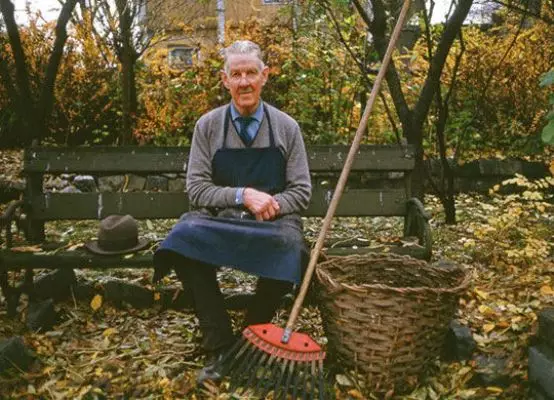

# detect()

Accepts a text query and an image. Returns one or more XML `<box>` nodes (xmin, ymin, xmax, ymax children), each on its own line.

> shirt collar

<box><xmin>230</xmin><ymin>101</ymin><xmax>264</xmax><ymax>122</ymax></box>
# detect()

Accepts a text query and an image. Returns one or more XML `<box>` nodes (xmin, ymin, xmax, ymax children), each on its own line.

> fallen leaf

<box><xmin>11</xmin><ymin>245</ymin><xmax>42</xmax><ymax>252</ymax></box>
<box><xmin>540</xmin><ymin>285</ymin><xmax>554</xmax><ymax>296</ymax></box>
<box><xmin>347</xmin><ymin>389</ymin><xmax>364</xmax><ymax>399</ymax></box>
<box><xmin>486</xmin><ymin>386</ymin><xmax>504</xmax><ymax>393</ymax></box>
<box><xmin>478</xmin><ymin>305</ymin><xmax>496</xmax><ymax>316</ymax></box>
<box><xmin>474</xmin><ymin>288</ymin><xmax>489</xmax><ymax>299</ymax></box>
<box><xmin>90</xmin><ymin>294</ymin><xmax>103</xmax><ymax>311</ymax></box>
<box><xmin>154</xmin><ymin>292</ymin><xmax>161</xmax><ymax>301</ymax></box>
<box><xmin>102</xmin><ymin>327</ymin><xmax>118</xmax><ymax>337</ymax></box>
<box><xmin>483</xmin><ymin>323</ymin><xmax>495</xmax><ymax>333</ymax></box>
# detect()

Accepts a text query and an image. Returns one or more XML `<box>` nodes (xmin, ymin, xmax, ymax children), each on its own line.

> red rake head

<box><xmin>242</xmin><ymin>324</ymin><xmax>326</xmax><ymax>362</ymax></box>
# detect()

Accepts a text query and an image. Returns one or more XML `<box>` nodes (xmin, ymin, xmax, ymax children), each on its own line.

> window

<box><xmin>168</xmin><ymin>47</ymin><xmax>195</xmax><ymax>69</ymax></box>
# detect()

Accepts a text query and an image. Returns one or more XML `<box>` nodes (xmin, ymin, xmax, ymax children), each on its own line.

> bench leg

<box><xmin>404</xmin><ymin>198</ymin><xmax>433</xmax><ymax>260</ymax></box>
<box><xmin>0</xmin><ymin>270</ymin><xmax>22</xmax><ymax>318</ymax></box>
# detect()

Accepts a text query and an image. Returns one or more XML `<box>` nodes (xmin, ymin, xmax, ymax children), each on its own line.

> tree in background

<box><xmin>0</xmin><ymin>0</ymin><xmax>78</xmax><ymax>145</ymax></box>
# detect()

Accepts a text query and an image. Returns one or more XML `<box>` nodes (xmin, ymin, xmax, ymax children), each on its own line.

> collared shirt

<box><xmin>230</xmin><ymin>101</ymin><xmax>264</xmax><ymax>142</ymax></box>
<box><xmin>229</xmin><ymin>101</ymin><xmax>264</xmax><ymax>206</ymax></box>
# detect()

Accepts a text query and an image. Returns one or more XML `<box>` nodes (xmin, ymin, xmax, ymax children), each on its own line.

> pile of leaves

<box><xmin>1</xmin><ymin>171</ymin><xmax>553</xmax><ymax>398</ymax></box>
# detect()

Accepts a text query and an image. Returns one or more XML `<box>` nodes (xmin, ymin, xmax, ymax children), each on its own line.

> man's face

<box><xmin>222</xmin><ymin>53</ymin><xmax>269</xmax><ymax>116</ymax></box>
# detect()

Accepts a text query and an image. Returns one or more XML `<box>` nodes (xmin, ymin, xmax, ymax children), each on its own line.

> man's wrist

<box><xmin>235</xmin><ymin>187</ymin><xmax>245</xmax><ymax>205</ymax></box>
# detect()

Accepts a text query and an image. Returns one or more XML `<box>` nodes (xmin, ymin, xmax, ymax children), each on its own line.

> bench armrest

<box><xmin>0</xmin><ymin>200</ymin><xmax>24</xmax><ymax>249</ymax></box>
<box><xmin>403</xmin><ymin>197</ymin><xmax>432</xmax><ymax>260</ymax></box>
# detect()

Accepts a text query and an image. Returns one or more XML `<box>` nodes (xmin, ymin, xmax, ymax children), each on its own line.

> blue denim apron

<box><xmin>154</xmin><ymin>104</ymin><xmax>305</xmax><ymax>283</ymax></box>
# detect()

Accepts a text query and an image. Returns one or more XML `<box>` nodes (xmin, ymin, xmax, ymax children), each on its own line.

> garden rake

<box><xmin>214</xmin><ymin>1</ymin><xmax>412</xmax><ymax>397</ymax></box>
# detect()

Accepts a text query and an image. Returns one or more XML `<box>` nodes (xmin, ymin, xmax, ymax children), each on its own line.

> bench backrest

<box><xmin>22</xmin><ymin>145</ymin><xmax>414</xmax><ymax>221</ymax></box>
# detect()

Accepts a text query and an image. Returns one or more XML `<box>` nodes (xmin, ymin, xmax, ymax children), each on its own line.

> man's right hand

<box><xmin>243</xmin><ymin>188</ymin><xmax>280</xmax><ymax>221</ymax></box>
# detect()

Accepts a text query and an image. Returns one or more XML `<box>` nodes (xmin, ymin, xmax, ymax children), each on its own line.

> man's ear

<box><xmin>221</xmin><ymin>70</ymin><xmax>230</xmax><ymax>89</ymax></box>
<box><xmin>261</xmin><ymin>65</ymin><xmax>269</xmax><ymax>86</ymax></box>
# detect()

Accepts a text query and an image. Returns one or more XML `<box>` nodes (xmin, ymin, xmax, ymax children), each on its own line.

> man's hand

<box><xmin>243</xmin><ymin>188</ymin><xmax>280</xmax><ymax>221</ymax></box>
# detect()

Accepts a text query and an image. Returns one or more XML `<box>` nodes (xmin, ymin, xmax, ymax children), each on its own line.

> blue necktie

<box><xmin>236</xmin><ymin>117</ymin><xmax>254</xmax><ymax>146</ymax></box>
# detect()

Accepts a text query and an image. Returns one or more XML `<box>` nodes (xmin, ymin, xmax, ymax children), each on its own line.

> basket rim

<box><xmin>316</xmin><ymin>254</ymin><xmax>471</xmax><ymax>294</ymax></box>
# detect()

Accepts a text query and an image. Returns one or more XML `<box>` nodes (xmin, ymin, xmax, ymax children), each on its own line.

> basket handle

<box><xmin>282</xmin><ymin>0</ymin><xmax>413</xmax><ymax>341</ymax></box>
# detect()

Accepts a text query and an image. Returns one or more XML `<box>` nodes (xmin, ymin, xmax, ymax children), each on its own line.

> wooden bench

<box><xmin>0</xmin><ymin>145</ymin><xmax>431</xmax><ymax>314</ymax></box>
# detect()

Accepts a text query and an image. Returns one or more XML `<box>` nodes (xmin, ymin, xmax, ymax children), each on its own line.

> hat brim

<box><xmin>84</xmin><ymin>238</ymin><xmax>150</xmax><ymax>256</ymax></box>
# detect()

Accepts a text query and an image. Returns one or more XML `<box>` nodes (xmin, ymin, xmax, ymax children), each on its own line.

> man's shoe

<box><xmin>196</xmin><ymin>348</ymin><xmax>228</xmax><ymax>386</ymax></box>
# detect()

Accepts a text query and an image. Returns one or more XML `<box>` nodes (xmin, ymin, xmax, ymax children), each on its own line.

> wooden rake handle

<box><xmin>283</xmin><ymin>0</ymin><xmax>413</xmax><ymax>340</ymax></box>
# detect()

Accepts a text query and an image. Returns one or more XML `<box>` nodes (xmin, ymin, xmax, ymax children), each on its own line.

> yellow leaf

<box><xmin>486</xmin><ymin>386</ymin><xmax>503</xmax><ymax>393</ymax></box>
<box><xmin>90</xmin><ymin>294</ymin><xmax>103</xmax><ymax>311</ymax></box>
<box><xmin>540</xmin><ymin>285</ymin><xmax>554</xmax><ymax>296</ymax></box>
<box><xmin>483</xmin><ymin>323</ymin><xmax>495</xmax><ymax>333</ymax></box>
<box><xmin>102</xmin><ymin>327</ymin><xmax>118</xmax><ymax>337</ymax></box>
<box><xmin>474</xmin><ymin>288</ymin><xmax>489</xmax><ymax>299</ymax></box>
<box><xmin>347</xmin><ymin>389</ymin><xmax>365</xmax><ymax>399</ymax></box>
<box><xmin>549</xmin><ymin>160</ymin><xmax>554</xmax><ymax>176</ymax></box>
<box><xmin>154</xmin><ymin>292</ymin><xmax>161</xmax><ymax>301</ymax></box>
<box><xmin>478</xmin><ymin>305</ymin><xmax>496</xmax><ymax>316</ymax></box>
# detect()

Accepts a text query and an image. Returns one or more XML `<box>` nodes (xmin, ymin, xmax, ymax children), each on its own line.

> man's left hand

<box><xmin>243</xmin><ymin>188</ymin><xmax>280</xmax><ymax>221</ymax></box>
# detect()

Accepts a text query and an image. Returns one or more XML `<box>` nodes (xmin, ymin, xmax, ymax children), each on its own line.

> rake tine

<box><xmin>318</xmin><ymin>358</ymin><xmax>325</xmax><ymax>400</ymax></box>
<box><xmin>260</xmin><ymin>353</ymin><xmax>288</xmax><ymax>398</ymax></box>
<box><xmin>220</xmin><ymin>337</ymin><xmax>250</xmax><ymax>377</ymax></box>
<box><xmin>309</xmin><ymin>360</ymin><xmax>316</xmax><ymax>400</ymax></box>
<box><xmin>281</xmin><ymin>359</ymin><xmax>296</xmax><ymax>400</ymax></box>
<box><xmin>217</xmin><ymin>336</ymin><xmax>245</xmax><ymax>368</ymax></box>
<box><xmin>271</xmin><ymin>357</ymin><xmax>290</xmax><ymax>399</ymax></box>
<box><xmin>292</xmin><ymin>359</ymin><xmax>305</xmax><ymax>400</ymax></box>
<box><xmin>229</xmin><ymin>345</ymin><xmax>258</xmax><ymax>392</ymax></box>
<box><xmin>254</xmin><ymin>353</ymin><xmax>278</xmax><ymax>397</ymax></box>
<box><xmin>302</xmin><ymin>358</ymin><xmax>310</xmax><ymax>400</ymax></box>
<box><xmin>243</xmin><ymin>348</ymin><xmax>269</xmax><ymax>392</ymax></box>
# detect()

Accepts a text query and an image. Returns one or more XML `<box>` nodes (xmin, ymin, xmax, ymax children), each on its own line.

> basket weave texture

<box><xmin>316</xmin><ymin>253</ymin><xmax>470</xmax><ymax>393</ymax></box>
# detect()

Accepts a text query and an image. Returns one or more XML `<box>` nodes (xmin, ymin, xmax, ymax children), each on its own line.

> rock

<box><xmin>73</xmin><ymin>279</ymin><xmax>97</xmax><ymax>301</ymax></box>
<box><xmin>73</xmin><ymin>175</ymin><xmax>97</xmax><ymax>192</ymax></box>
<box><xmin>33</xmin><ymin>269</ymin><xmax>76</xmax><ymax>301</ymax></box>
<box><xmin>44</xmin><ymin>176</ymin><xmax>69</xmax><ymax>191</ymax></box>
<box><xmin>98</xmin><ymin>176</ymin><xmax>125</xmax><ymax>192</ymax></box>
<box><xmin>60</xmin><ymin>186</ymin><xmax>81</xmax><ymax>193</ymax></box>
<box><xmin>103</xmin><ymin>279</ymin><xmax>153</xmax><ymax>309</ymax></box>
<box><xmin>529</xmin><ymin>385</ymin><xmax>553</xmax><ymax>400</ymax></box>
<box><xmin>442</xmin><ymin>320</ymin><xmax>476</xmax><ymax>361</ymax></box>
<box><xmin>126</xmin><ymin>174</ymin><xmax>146</xmax><ymax>191</ymax></box>
<box><xmin>26</xmin><ymin>299</ymin><xmax>59</xmax><ymax>332</ymax></box>
<box><xmin>0</xmin><ymin>337</ymin><xmax>35</xmax><ymax>375</ymax></box>
<box><xmin>469</xmin><ymin>355</ymin><xmax>511</xmax><ymax>387</ymax></box>
<box><xmin>145</xmin><ymin>175</ymin><xmax>169</xmax><ymax>191</ymax></box>
<box><xmin>539</xmin><ymin>308</ymin><xmax>554</xmax><ymax>350</ymax></box>
<box><xmin>168</xmin><ymin>177</ymin><xmax>186</xmax><ymax>192</ymax></box>
<box><xmin>432</xmin><ymin>259</ymin><xmax>459</xmax><ymax>271</ymax></box>
<box><xmin>529</xmin><ymin>345</ymin><xmax>554</xmax><ymax>398</ymax></box>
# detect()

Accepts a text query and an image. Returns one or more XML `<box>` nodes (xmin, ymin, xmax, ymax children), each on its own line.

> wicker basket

<box><xmin>316</xmin><ymin>253</ymin><xmax>470</xmax><ymax>393</ymax></box>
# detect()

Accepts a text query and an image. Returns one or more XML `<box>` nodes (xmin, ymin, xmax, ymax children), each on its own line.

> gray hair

<box><xmin>222</xmin><ymin>40</ymin><xmax>265</xmax><ymax>73</ymax></box>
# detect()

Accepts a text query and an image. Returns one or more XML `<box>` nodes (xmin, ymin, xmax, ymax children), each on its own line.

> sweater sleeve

<box><xmin>186</xmin><ymin>119</ymin><xmax>236</xmax><ymax>208</ymax></box>
<box><xmin>273</xmin><ymin>122</ymin><xmax>312</xmax><ymax>215</ymax></box>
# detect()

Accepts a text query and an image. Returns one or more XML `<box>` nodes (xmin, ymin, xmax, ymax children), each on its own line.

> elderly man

<box><xmin>154</xmin><ymin>40</ymin><xmax>311</xmax><ymax>382</ymax></box>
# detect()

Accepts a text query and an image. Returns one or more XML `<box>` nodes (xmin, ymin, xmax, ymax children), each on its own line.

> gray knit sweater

<box><xmin>186</xmin><ymin>102</ymin><xmax>312</xmax><ymax>216</ymax></box>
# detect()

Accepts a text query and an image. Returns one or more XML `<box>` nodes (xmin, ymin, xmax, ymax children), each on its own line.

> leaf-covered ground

<box><xmin>1</xmin><ymin>151</ymin><xmax>553</xmax><ymax>399</ymax></box>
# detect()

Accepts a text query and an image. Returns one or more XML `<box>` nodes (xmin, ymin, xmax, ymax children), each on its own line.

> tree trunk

<box><xmin>37</xmin><ymin>0</ymin><xmax>78</xmax><ymax>143</ymax></box>
<box><xmin>0</xmin><ymin>0</ymin><xmax>37</xmax><ymax>144</ymax></box>
<box><xmin>116</xmin><ymin>0</ymin><xmax>137</xmax><ymax>145</ymax></box>
<box><xmin>352</xmin><ymin>0</ymin><xmax>474</xmax><ymax>203</ymax></box>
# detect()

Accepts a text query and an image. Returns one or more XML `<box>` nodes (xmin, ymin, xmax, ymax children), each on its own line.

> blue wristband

<box><xmin>235</xmin><ymin>187</ymin><xmax>245</xmax><ymax>205</ymax></box>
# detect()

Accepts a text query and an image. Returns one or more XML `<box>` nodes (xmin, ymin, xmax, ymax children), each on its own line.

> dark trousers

<box><xmin>175</xmin><ymin>256</ymin><xmax>293</xmax><ymax>353</ymax></box>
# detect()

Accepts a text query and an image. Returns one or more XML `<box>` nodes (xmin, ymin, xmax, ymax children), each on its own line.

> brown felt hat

<box><xmin>85</xmin><ymin>214</ymin><xmax>149</xmax><ymax>255</ymax></box>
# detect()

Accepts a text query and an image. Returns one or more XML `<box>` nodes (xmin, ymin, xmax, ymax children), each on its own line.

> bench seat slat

<box><xmin>23</xmin><ymin>145</ymin><xmax>414</xmax><ymax>173</ymax></box>
<box><xmin>28</xmin><ymin>189</ymin><xmax>407</xmax><ymax>220</ymax></box>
